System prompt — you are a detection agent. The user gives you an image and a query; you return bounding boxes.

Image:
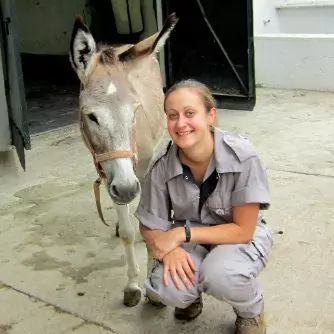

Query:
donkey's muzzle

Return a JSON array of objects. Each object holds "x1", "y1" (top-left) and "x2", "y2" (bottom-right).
[{"x1": 109, "y1": 179, "x2": 140, "y2": 204}]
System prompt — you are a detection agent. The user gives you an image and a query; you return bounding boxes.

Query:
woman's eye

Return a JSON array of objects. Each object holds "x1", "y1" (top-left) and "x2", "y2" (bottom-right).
[
  {"x1": 88, "y1": 113, "x2": 99, "y2": 124},
  {"x1": 186, "y1": 111, "x2": 194, "y2": 117},
  {"x1": 167, "y1": 114, "x2": 177, "y2": 120}
]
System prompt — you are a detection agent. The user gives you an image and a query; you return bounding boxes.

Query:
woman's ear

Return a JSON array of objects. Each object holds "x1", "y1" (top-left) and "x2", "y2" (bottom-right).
[{"x1": 208, "y1": 107, "x2": 217, "y2": 126}]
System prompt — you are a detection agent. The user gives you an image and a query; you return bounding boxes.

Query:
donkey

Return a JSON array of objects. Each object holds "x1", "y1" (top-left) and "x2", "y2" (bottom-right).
[{"x1": 69, "y1": 13, "x2": 178, "y2": 307}]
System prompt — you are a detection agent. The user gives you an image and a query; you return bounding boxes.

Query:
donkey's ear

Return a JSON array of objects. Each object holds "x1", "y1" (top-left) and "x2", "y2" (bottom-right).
[
  {"x1": 69, "y1": 15, "x2": 96, "y2": 82},
  {"x1": 118, "y1": 13, "x2": 178, "y2": 63}
]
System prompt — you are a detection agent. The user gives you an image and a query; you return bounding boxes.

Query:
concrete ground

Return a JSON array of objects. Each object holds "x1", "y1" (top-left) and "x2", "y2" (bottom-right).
[{"x1": 0, "y1": 88, "x2": 333, "y2": 334}]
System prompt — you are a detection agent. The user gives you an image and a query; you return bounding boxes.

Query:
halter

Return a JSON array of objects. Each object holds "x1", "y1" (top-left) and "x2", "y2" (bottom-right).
[
  {"x1": 79, "y1": 110, "x2": 138, "y2": 177},
  {"x1": 79, "y1": 91, "x2": 138, "y2": 227}
]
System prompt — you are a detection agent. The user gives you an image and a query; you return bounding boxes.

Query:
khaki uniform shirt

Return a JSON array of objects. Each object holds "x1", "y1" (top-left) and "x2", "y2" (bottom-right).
[{"x1": 135, "y1": 127, "x2": 270, "y2": 231}]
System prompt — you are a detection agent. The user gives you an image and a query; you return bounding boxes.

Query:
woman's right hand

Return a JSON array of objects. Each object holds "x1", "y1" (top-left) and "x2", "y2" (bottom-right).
[{"x1": 162, "y1": 247, "x2": 197, "y2": 290}]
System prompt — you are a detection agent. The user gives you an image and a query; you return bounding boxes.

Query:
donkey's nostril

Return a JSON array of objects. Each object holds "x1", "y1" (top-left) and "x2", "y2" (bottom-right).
[{"x1": 111, "y1": 185, "x2": 119, "y2": 197}]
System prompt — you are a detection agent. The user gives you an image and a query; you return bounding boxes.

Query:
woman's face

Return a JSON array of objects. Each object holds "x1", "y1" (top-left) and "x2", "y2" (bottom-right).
[{"x1": 164, "y1": 88, "x2": 216, "y2": 149}]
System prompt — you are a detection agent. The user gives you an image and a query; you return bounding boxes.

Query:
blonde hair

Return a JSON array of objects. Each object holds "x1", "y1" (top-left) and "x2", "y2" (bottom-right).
[{"x1": 164, "y1": 79, "x2": 216, "y2": 113}]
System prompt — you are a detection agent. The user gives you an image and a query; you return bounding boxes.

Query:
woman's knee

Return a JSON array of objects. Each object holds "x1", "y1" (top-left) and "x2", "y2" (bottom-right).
[
  {"x1": 198, "y1": 244, "x2": 264, "y2": 303},
  {"x1": 145, "y1": 260, "x2": 200, "y2": 309},
  {"x1": 199, "y1": 261, "x2": 244, "y2": 302}
]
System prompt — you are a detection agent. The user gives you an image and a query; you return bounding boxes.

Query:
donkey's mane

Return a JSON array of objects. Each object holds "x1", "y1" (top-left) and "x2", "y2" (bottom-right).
[{"x1": 97, "y1": 45, "x2": 117, "y2": 65}]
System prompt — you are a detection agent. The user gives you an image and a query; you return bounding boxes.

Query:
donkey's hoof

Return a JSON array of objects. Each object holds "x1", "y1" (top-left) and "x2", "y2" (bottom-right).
[{"x1": 124, "y1": 288, "x2": 142, "y2": 307}]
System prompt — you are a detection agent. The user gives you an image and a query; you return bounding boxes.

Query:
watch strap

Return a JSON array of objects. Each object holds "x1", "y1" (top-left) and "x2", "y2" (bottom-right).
[{"x1": 184, "y1": 219, "x2": 191, "y2": 243}]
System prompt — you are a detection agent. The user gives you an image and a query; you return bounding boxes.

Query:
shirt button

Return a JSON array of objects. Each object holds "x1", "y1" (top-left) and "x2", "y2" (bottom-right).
[{"x1": 185, "y1": 176, "x2": 188, "y2": 180}]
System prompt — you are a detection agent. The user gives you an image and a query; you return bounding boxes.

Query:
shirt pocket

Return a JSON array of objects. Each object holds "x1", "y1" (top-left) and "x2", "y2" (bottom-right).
[
  {"x1": 170, "y1": 192, "x2": 198, "y2": 221},
  {"x1": 205, "y1": 192, "x2": 233, "y2": 224}
]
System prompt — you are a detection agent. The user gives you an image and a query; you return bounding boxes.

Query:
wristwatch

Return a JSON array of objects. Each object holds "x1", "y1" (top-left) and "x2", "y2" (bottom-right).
[{"x1": 184, "y1": 220, "x2": 191, "y2": 243}]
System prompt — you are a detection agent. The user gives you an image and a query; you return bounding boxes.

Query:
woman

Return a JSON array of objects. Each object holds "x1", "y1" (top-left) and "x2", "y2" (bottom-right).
[{"x1": 135, "y1": 79, "x2": 273, "y2": 334}]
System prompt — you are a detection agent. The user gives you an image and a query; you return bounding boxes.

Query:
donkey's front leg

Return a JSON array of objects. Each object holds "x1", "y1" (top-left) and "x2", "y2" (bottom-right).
[{"x1": 115, "y1": 203, "x2": 141, "y2": 307}]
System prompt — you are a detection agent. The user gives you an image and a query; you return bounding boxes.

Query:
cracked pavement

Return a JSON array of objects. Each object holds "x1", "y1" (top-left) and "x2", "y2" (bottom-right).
[{"x1": 0, "y1": 88, "x2": 333, "y2": 333}]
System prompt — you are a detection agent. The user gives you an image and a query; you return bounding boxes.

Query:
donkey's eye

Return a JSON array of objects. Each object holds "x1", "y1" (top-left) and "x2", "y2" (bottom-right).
[{"x1": 87, "y1": 113, "x2": 99, "y2": 124}]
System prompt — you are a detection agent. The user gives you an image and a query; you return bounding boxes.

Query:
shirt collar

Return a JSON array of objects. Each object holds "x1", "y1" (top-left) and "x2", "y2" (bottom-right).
[{"x1": 164, "y1": 127, "x2": 243, "y2": 182}]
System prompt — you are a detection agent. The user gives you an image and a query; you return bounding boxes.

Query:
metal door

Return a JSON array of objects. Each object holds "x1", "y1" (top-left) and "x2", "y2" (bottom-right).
[{"x1": 0, "y1": 0, "x2": 30, "y2": 170}]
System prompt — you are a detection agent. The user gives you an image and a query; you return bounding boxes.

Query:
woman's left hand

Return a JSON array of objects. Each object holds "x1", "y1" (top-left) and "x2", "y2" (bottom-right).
[{"x1": 148, "y1": 227, "x2": 184, "y2": 260}]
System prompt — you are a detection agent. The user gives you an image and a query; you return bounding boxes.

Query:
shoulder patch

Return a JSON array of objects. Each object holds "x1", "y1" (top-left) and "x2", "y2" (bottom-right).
[{"x1": 223, "y1": 133, "x2": 257, "y2": 162}]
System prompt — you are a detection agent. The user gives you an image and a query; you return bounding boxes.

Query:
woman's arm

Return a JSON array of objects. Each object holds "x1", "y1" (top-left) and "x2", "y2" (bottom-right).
[
  {"x1": 140, "y1": 222, "x2": 186, "y2": 260},
  {"x1": 172, "y1": 203, "x2": 260, "y2": 246},
  {"x1": 139, "y1": 223, "x2": 165, "y2": 244},
  {"x1": 140, "y1": 222, "x2": 197, "y2": 290},
  {"x1": 172, "y1": 154, "x2": 270, "y2": 246}
]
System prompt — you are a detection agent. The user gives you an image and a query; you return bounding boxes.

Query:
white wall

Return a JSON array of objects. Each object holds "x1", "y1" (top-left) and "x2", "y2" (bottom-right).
[
  {"x1": 254, "y1": 0, "x2": 334, "y2": 34},
  {"x1": 253, "y1": 0, "x2": 280, "y2": 34},
  {"x1": 255, "y1": 34, "x2": 334, "y2": 91},
  {"x1": 275, "y1": 0, "x2": 334, "y2": 7},
  {"x1": 253, "y1": 0, "x2": 334, "y2": 92},
  {"x1": 277, "y1": 6, "x2": 334, "y2": 33},
  {"x1": 16, "y1": 0, "x2": 91, "y2": 55}
]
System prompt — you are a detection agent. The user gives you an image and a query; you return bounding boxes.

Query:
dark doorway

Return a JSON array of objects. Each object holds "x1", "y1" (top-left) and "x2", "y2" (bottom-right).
[
  {"x1": 18, "y1": 0, "x2": 159, "y2": 135},
  {"x1": 162, "y1": 0, "x2": 256, "y2": 110}
]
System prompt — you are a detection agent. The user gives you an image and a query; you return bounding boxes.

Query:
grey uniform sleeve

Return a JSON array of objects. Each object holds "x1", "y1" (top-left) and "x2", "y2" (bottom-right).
[
  {"x1": 134, "y1": 161, "x2": 172, "y2": 231},
  {"x1": 231, "y1": 156, "x2": 270, "y2": 210}
]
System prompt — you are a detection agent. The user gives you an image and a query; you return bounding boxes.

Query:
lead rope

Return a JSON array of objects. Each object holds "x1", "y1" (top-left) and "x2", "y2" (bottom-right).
[
  {"x1": 77, "y1": 85, "x2": 110, "y2": 225},
  {"x1": 79, "y1": 109, "x2": 110, "y2": 226},
  {"x1": 93, "y1": 177, "x2": 110, "y2": 227}
]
